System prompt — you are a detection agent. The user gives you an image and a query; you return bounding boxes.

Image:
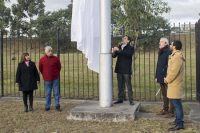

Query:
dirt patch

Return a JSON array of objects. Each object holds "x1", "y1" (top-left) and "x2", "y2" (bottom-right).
[
  {"x1": 139, "y1": 103, "x2": 191, "y2": 115},
  {"x1": 0, "y1": 99, "x2": 199, "y2": 133}
]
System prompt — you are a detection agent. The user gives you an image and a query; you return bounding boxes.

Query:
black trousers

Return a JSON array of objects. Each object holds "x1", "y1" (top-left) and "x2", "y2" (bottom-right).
[
  {"x1": 160, "y1": 83, "x2": 174, "y2": 113},
  {"x1": 117, "y1": 73, "x2": 133, "y2": 101},
  {"x1": 23, "y1": 90, "x2": 33, "y2": 107}
]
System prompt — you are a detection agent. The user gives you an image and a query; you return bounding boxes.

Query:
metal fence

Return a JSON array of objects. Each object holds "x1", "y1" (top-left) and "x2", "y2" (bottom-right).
[
  {"x1": 0, "y1": 22, "x2": 197, "y2": 101},
  {"x1": 195, "y1": 20, "x2": 200, "y2": 102}
]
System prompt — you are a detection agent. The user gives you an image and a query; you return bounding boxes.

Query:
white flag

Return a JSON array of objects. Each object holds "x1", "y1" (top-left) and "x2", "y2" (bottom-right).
[{"x1": 71, "y1": 0, "x2": 100, "y2": 73}]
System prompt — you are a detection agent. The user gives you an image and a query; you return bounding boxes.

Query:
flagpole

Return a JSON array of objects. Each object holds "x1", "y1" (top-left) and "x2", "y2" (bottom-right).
[{"x1": 99, "y1": 0, "x2": 112, "y2": 107}]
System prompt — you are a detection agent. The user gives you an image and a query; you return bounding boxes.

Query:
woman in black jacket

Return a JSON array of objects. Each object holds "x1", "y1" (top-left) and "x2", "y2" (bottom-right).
[{"x1": 16, "y1": 53, "x2": 40, "y2": 112}]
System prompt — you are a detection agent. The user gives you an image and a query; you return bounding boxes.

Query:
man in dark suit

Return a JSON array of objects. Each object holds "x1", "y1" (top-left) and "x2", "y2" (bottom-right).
[
  {"x1": 155, "y1": 37, "x2": 174, "y2": 117},
  {"x1": 112, "y1": 35, "x2": 134, "y2": 105}
]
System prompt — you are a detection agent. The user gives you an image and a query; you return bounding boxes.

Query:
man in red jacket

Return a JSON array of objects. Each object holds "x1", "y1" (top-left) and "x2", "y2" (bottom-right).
[{"x1": 39, "y1": 46, "x2": 61, "y2": 111}]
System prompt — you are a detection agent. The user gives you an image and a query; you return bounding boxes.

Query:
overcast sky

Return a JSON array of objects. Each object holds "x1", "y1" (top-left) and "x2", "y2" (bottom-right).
[
  {"x1": 44, "y1": 0, "x2": 70, "y2": 12},
  {"x1": 164, "y1": 0, "x2": 200, "y2": 24},
  {"x1": 6, "y1": 0, "x2": 200, "y2": 24}
]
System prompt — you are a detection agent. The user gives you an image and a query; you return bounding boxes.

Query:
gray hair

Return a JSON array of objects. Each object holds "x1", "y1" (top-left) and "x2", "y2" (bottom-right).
[
  {"x1": 44, "y1": 46, "x2": 52, "y2": 54},
  {"x1": 160, "y1": 37, "x2": 169, "y2": 45}
]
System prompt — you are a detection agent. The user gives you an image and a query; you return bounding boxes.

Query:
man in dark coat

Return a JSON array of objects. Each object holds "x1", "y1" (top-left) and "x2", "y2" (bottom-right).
[
  {"x1": 155, "y1": 37, "x2": 174, "y2": 117},
  {"x1": 112, "y1": 35, "x2": 134, "y2": 105},
  {"x1": 16, "y1": 53, "x2": 40, "y2": 112}
]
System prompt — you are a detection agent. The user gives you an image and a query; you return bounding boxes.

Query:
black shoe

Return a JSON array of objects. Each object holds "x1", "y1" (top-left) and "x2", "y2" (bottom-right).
[
  {"x1": 45, "y1": 107, "x2": 50, "y2": 111},
  {"x1": 29, "y1": 106, "x2": 34, "y2": 112},
  {"x1": 114, "y1": 100, "x2": 123, "y2": 104},
  {"x1": 168, "y1": 126, "x2": 184, "y2": 131},
  {"x1": 163, "y1": 113, "x2": 175, "y2": 118},
  {"x1": 129, "y1": 101, "x2": 134, "y2": 105},
  {"x1": 156, "y1": 110, "x2": 169, "y2": 115},
  {"x1": 55, "y1": 105, "x2": 61, "y2": 112},
  {"x1": 24, "y1": 106, "x2": 28, "y2": 112}
]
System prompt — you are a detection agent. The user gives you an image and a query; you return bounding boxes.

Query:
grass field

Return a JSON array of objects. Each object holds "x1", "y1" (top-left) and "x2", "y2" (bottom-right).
[
  {"x1": 0, "y1": 99, "x2": 199, "y2": 133},
  {"x1": 0, "y1": 32, "x2": 197, "y2": 101}
]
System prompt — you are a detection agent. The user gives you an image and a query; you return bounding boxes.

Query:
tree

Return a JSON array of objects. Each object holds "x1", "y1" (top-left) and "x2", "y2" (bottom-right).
[
  {"x1": 34, "y1": 3, "x2": 72, "y2": 49},
  {"x1": 112, "y1": 0, "x2": 171, "y2": 47},
  {"x1": 35, "y1": 8, "x2": 72, "y2": 37},
  {"x1": 0, "y1": 0, "x2": 11, "y2": 30},
  {"x1": 11, "y1": 0, "x2": 45, "y2": 37}
]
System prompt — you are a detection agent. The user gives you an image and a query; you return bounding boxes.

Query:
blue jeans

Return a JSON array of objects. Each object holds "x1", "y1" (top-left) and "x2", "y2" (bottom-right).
[
  {"x1": 44, "y1": 79, "x2": 60, "y2": 108},
  {"x1": 171, "y1": 99, "x2": 184, "y2": 128}
]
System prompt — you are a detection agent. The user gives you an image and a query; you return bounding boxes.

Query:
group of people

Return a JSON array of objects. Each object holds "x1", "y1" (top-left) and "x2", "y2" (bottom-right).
[
  {"x1": 16, "y1": 35, "x2": 185, "y2": 131},
  {"x1": 16, "y1": 46, "x2": 61, "y2": 112},
  {"x1": 112, "y1": 36, "x2": 185, "y2": 131},
  {"x1": 156, "y1": 38, "x2": 185, "y2": 131}
]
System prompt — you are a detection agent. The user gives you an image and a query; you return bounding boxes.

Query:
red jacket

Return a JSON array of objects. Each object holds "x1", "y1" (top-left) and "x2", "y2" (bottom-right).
[{"x1": 39, "y1": 55, "x2": 61, "y2": 81}]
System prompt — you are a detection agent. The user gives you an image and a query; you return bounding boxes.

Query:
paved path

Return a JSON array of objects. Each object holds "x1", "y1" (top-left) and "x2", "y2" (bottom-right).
[{"x1": 188, "y1": 102, "x2": 200, "y2": 124}]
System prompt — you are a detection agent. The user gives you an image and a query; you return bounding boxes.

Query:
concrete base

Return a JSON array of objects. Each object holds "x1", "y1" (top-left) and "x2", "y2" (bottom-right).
[{"x1": 67, "y1": 101, "x2": 140, "y2": 122}]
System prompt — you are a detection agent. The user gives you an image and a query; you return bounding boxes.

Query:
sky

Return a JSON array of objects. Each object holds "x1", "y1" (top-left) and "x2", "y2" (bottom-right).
[
  {"x1": 5, "y1": 0, "x2": 200, "y2": 24},
  {"x1": 164, "y1": 0, "x2": 200, "y2": 24},
  {"x1": 44, "y1": 0, "x2": 70, "y2": 12}
]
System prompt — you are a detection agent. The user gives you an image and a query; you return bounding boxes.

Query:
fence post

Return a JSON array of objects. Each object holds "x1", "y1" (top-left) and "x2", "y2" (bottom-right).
[
  {"x1": 0, "y1": 30, "x2": 4, "y2": 96},
  {"x1": 57, "y1": 28, "x2": 60, "y2": 58},
  {"x1": 56, "y1": 28, "x2": 61, "y2": 95},
  {"x1": 195, "y1": 19, "x2": 200, "y2": 102}
]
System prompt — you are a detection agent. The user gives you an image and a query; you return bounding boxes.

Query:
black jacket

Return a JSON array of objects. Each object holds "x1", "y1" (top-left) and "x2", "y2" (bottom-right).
[
  {"x1": 16, "y1": 61, "x2": 40, "y2": 91},
  {"x1": 112, "y1": 44, "x2": 134, "y2": 74},
  {"x1": 155, "y1": 46, "x2": 171, "y2": 83}
]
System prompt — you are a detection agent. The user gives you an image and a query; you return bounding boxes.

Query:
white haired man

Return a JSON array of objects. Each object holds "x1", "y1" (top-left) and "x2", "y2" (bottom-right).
[
  {"x1": 155, "y1": 38, "x2": 174, "y2": 117},
  {"x1": 39, "y1": 46, "x2": 61, "y2": 111}
]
